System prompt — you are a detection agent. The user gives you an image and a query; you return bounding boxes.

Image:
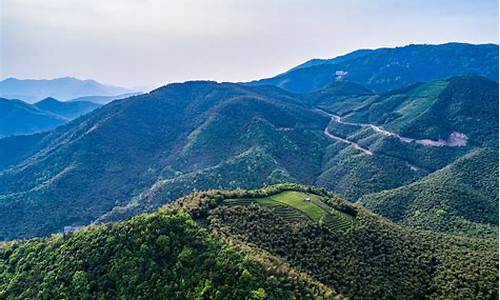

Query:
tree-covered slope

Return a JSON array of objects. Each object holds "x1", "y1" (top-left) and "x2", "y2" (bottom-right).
[
  {"x1": 0, "y1": 133, "x2": 48, "y2": 171},
  {"x1": 1, "y1": 185, "x2": 496, "y2": 299},
  {"x1": 360, "y1": 148, "x2": 498, "y2": 237},
  {"x1": 0, "y1": 81, "x2": 330, "y2": 240},
  {"x1": 0, "y1": 210, "x2": 338, "y2": 299},
  {"x1": 313, "y1": 76, "x2": 498, "y2": 200},
  {"x1": 0, "y1": 75, "x2": 497, "y2": 240},
  {"x1": 250, "y1": 43, "x2": 499, "y2": 93},
  {"x1": 333, "y1": 76, "x2": 499, "y2": 146},
  {"x1": 0, "y1": 97, "x2": 101, "y2": 138},
  {"x1": 168, "y1": 185, "x2": 498, "y2": 300}
]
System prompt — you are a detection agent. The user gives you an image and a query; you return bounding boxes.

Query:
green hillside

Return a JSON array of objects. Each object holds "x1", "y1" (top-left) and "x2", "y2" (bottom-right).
[
  {"x1": 0, "y1": 133, "x2": 48, "y2": 171},
  {"x1": 314, "y1": 76, "x2": 497, "y2": 195},
  {"x1": 224, "y1": 190, "x2": 355, "y2": 231},
  {"x1": 360, "y1": 148, "x2": 498, "y2": 237},
  {"x1": 170, "y1": 185, "x2": 498, "y2": 299},
  {"x1": 1, "y1": 185, "x2": 496, "y2": 299},
  {"x1": 0, "y1": 82, "x2": 330, "y2": 240},
  {"x1": 0, "y1": 210, "x2": 338, "y2": 299}
]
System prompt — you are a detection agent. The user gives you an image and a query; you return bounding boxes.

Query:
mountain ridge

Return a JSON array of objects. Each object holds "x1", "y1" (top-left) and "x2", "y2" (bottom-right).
[{"x1": 249, "y1": 43, "x2": 499, "y2": 93}]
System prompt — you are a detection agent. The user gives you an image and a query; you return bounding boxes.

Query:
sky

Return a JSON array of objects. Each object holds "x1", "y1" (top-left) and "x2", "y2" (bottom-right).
[{"x1": 0, "y1": 0, "x2": 498, "y2": 89}]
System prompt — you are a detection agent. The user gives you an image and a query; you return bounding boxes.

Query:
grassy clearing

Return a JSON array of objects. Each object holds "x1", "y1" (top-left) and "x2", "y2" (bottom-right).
[
  {"x1": 266, "y1": 191, "x2": 326, "y2": 221},
  {"x1": 224, "y1": 191, "x2": 356, "y2": 232}
]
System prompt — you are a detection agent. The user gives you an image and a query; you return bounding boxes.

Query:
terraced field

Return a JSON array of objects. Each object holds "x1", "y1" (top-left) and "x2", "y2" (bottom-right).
[{"x1": 224, "y1": 191, "x2": 355, "y2": 232}]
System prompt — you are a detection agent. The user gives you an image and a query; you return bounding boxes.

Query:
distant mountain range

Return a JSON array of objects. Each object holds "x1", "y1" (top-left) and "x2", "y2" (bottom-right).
[
  {"x1": 0, "y1": 97, "x2": 101, "y2": 138},
  {"x1": 250, "y1": 42, "x2": 499, "y2": 93},
  {"x1": 0, "y1": 77, "x2": 133, "y2": 103}
]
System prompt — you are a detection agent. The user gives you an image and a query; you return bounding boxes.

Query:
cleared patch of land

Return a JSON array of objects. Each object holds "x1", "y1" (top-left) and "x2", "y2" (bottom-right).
[{"x1": 224, "y1": 191, "x2": 355, "y2": 231}]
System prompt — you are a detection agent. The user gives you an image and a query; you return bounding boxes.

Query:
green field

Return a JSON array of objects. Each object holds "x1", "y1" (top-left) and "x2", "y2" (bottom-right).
[{"x1": 224, "y1": 191, "x2": 355, "y2": 232}]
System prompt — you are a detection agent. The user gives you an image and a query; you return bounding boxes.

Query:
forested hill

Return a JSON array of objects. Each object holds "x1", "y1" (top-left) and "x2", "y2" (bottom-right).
[
  {"x1": 0, "y1": 81, "x2": 329, "y2": 240},
  {"x1": 1, "y1": 185, "x2": 497, "y2": 299},
  {"x1": 249, "y1": 43, "x2": 499, "y2": 93},
  {"x1": 0, "y1": 210, "x2": 338, "y2": 299},
  {"x1": 0, "y1": 98, "x2": 65, "y2": 138}
]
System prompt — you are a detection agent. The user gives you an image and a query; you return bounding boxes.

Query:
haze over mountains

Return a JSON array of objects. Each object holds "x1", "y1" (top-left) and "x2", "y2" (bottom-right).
[
  {"x1": 0, "y1": 97, "x2": 101, "y2": 138},
  {"x1": 0, "y1": 77, "x2": 133, "y2": 103},
  {"x1": 0, "y1": 42, "x2": 498, "y2": 299},
  {"x1": 0, "y1": 77, "x2": 143, "y2": 137}
]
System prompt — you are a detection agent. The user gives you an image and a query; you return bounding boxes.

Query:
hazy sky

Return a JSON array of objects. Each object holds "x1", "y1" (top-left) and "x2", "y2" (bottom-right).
[{"x1": 1, "y1": 0, "x2": 498, "y2": 89}]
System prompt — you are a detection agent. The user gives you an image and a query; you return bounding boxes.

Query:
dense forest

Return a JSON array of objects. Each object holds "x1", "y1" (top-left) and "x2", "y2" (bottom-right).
[
  {"x1": 0, "y1": 208, "x2": 340, "y2": 299},
  {"x1": 169, "y1": 184, "x2": 498, "y2": 299},
  {"x1": 0, "y1": 184, "x2": 497, "y2": 299}
]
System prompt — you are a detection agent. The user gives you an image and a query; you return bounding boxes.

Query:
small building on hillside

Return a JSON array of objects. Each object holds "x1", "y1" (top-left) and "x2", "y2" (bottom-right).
[
  {"x1": 63, "y1": 225, "x2": 84, "y2": 236},
  {"x1": 304, "y1": 197, "x2": 311, "y2": 202}
]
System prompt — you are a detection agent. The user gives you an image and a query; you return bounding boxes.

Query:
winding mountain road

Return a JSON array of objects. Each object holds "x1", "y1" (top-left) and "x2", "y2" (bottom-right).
[
  {"x1": 317, "y1": 108, "x2": 468, "y2": 151},
  {"x1": 322, "y1": 123, "x2": 373, "y2": 155},
  {"x1": 317, "y1": 108, "x2": 468, "y2": 172}
]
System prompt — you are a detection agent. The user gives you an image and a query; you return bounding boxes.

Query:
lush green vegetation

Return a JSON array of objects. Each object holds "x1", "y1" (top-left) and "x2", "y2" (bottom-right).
[
  {"x1": 0, "y1": 184, "x2": 497, "y2": 299},
  {"x1": 360, "y1": 148, "x2": 498, "y2": 237},
  {"x1": 167, "y1": 185, "x2": 498, "y2": 300},
  {"x1": 223, "y1": 190, "x2": 355, "y2": 232},
  {"x1": 0, "y1": 69, "x2": 497, "y2": 241},
  {"x1": 264, "y1": 191, "x2": 327, "y2": 220},
  {"x1": 0, "y1": 133, "x2": 47, "y2": 170},
  {"x1": 0, "y1": 208, "x2": 339, "y2": 299},
  {"x1": 0, "y1": 45, "x2": 498, "y2": 299},
  {"x1": 0, "y1": 82, "x2": 330, "y2": 240}
]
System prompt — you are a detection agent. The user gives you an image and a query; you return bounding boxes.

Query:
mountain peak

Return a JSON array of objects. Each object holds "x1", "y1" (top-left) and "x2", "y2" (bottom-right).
[{"x1": 36, "y1": 97, "x2": 61, "y2": 104}]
